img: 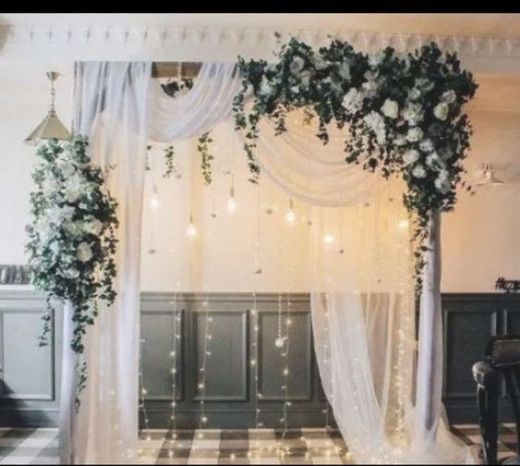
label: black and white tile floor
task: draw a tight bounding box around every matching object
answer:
[0,425,516,464]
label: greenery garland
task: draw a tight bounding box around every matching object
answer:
[233,38,478,291]
[158,77,216,184]
[26,137,118,403]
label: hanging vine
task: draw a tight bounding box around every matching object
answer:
[233,38,477,291]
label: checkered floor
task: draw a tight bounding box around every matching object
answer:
[0,426,516,464]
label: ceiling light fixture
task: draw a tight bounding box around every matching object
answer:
[25,72,71,145]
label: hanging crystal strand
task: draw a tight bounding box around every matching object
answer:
[249,180,263,461]
[196,294,212,438]
[280,293,292,455]
[393,188,415,454]
[167,292,180,458]
[138,335,151,460]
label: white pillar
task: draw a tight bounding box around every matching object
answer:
[413,209,444,447]
[59,301,77,464]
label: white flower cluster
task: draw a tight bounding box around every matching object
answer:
[27,138,117,307]
[340,76,459,193]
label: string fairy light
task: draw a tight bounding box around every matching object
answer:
[138,336,151,446]
[167,292,181,455]
[249,180,263,461]
[196,295,213,437]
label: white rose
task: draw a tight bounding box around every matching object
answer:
[419,139,434,153]
[342,88,364,113]
[426,152,441,167]
[434,170,451,193]
[77,242,93,262]
[64,174,87,203]
[381,99,399,119]
[402,103,424,126]
[258,76,272,97]
[368,52,384,68]
[49,241,61,256]
[48,205,74,225]
[394,136,407,147]
[63,220,84,238]
[338,62,351,80]
[434,102,449,121]
[57,160,76,178]
[362,79,378,97]
[42,176,61,194]
[406,127,424,143]
[442,90,457,104]
[83,218,103,236]
[408,88,421,101]
[300,71,311,88]
[412,165,427,179]
[289,56,305,76]
[363,111,387,144]
[403,149,420,165]
[62,268,80,279]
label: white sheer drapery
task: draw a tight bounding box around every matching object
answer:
[63,62,151,464]
[65,61,473,464]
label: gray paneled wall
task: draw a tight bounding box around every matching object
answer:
[0,290,519,427]
[0,290,62,426]
[442,293,520,423]
[140,293,327,429]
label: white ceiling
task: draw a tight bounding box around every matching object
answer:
[3,13,520,40]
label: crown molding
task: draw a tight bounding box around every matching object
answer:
[1,24,520,73]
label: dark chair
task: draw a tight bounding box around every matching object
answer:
[473,335,520,464]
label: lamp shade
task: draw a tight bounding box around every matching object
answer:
[24,71,71,146]
[24,109,71,146]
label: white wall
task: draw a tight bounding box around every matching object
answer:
[1,61,519,293]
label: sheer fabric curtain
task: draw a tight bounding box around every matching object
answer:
[63,62,151,464]
[66,61,472,464]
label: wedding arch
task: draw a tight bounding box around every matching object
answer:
[26,37,477,464]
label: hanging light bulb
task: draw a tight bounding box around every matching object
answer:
[285,198,296,225]
[227,177,237,214]
[227,189,237,214]
[186,213,197,239]
[323,234,335,245]
[398,219,409,231]
[150,183,159,210]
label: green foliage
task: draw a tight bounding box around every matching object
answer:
[197,132,214,185]
[233,38,478,292]
[26,136,119,403]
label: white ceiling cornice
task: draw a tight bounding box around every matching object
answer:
[1,21,520,74]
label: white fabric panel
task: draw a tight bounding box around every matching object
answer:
[66,61,151,464]
[148,62,242,142]
[65,61,474,464]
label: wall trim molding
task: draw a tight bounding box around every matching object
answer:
[1,23,520,73]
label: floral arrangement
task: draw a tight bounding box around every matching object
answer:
[233,38,478,289]
[26,137,118,399]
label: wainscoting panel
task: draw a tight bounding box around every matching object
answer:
[193,308,248,401]
[258,308,313,401]
[0,290,62,426]
[1,290,519,427]
[442,293,520,424]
